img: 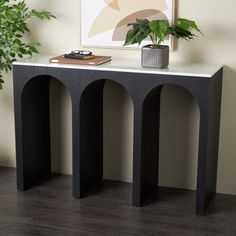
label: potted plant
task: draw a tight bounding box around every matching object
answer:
[124,18,202,69]
[0,0,56,89]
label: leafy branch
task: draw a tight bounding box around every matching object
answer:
[124,18,202,47]
[0,0,56,89]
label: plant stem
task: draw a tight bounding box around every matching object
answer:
[150,33,157,45]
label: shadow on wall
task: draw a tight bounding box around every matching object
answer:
[0,72,16,167]
[159,85,200,190]
[0,154,13,167]
[50,79,72,175]
[103,81,134,182]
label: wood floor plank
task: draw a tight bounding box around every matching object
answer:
[0,167,235,236]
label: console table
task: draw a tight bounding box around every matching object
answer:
[13,55,223,215]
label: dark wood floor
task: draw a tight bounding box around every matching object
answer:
[0,167,236,236]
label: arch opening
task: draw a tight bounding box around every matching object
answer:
[50,79,72,176]
[159,85,200,191]
[79,79,134,200]
[142,84,200,204]
[21,75,72,190]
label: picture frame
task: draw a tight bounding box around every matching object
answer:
[81,0,175,49]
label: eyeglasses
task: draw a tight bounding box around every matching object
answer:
[71,50,92,56]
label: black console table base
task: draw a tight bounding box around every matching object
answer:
[13,58,223,215]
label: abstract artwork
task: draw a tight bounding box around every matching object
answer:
[81,0,174,48]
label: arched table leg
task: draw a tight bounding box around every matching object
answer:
[196,73,222,215]
[133,87,162,206]
[15,76,51,190]
[74,80,105,198]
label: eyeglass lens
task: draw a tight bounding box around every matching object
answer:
[71,50,92,55]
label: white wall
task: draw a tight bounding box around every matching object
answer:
[0,0,236,195]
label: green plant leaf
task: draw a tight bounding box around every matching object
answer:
[169,25,195,40]
[0,78,4,89]
[124,19,151,45]
[176,18,202,34]
[0,0,56,89]
[148,20,169,44]
[123,16,201,48]
[30,9,56,20]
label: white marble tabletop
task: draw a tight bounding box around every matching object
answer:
[13,55,223,78]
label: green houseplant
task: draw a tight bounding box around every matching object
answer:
[124,18,201,69]
[0,0,56,89]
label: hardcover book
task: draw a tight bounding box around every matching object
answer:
[49,55,112,66]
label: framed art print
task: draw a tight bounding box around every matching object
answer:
[81,0,175,48]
